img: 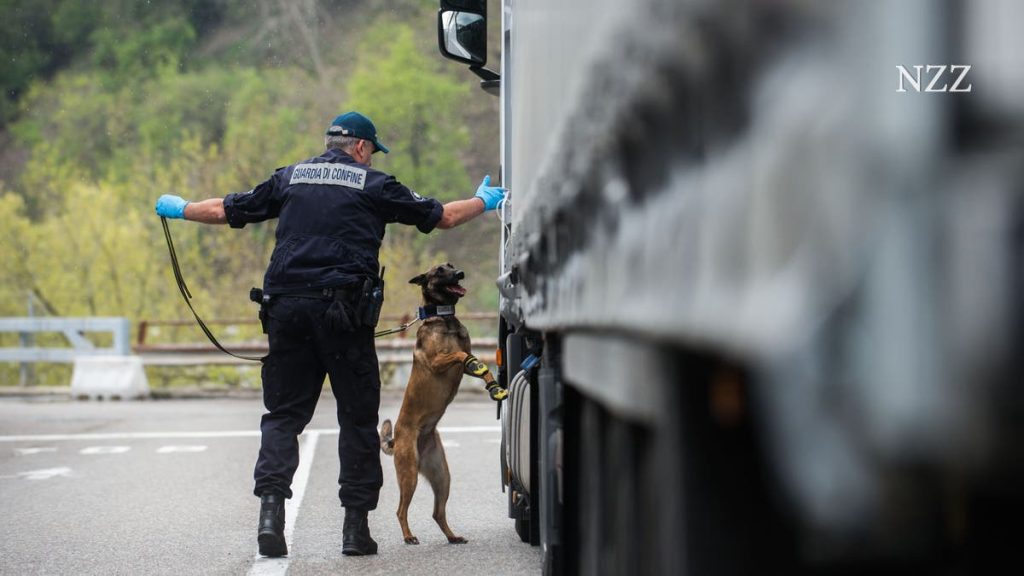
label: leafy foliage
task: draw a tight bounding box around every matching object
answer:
[345,22,470,203]
[0,2,502,386]
[0,0,229,123]
[341,20,474,315]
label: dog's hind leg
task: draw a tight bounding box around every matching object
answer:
[419,430,467,544]
[393,434,420,544]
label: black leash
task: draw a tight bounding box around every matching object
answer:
[161,217,264,362]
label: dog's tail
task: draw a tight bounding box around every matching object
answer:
[379,419,395,456]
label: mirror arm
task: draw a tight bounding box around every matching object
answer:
[470,66,499,82]
[469,66,500,96]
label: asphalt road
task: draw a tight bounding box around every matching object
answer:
[0,390,541,576]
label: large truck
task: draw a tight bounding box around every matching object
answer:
[438,1,1024,574]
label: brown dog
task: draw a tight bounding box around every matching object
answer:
[379,263,501,545]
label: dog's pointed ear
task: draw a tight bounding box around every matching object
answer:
[409,273,428,286]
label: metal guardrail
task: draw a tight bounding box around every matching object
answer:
[0,314,498,367]
[135,338,499,366]
[133,313,500,366]
[134,312,499,348]
[0,317,131,363]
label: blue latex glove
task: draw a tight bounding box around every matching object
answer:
[155,194,189,219]
[474,175,506,211]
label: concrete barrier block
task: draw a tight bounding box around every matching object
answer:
[70,356,150,400]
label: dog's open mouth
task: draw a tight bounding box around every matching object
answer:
[445,283,467,297]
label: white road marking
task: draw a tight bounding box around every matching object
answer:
[442,440,461,448]
[484,438,502,444]
[157,446,208,454]
[15,447,57,455]
[247,554,289,575]
[5,467,74,480]
[0,426,499,443]
[80,446,131,455]
[1,431,262,442]
[247,431,320,576]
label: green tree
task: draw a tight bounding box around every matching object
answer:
[340,21,474,315]
[344,22,470,203]
[91,17,197,81]
[0,0,225,125]
[0,192,36,315]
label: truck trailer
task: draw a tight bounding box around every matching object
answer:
[438,1,1024,574]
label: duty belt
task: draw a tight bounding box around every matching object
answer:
[268,286,359,300]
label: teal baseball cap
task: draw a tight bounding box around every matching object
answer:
[325,111,389,154]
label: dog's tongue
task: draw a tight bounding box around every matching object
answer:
[446,284,467,297]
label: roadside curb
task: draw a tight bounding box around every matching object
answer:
[0,386,73,399]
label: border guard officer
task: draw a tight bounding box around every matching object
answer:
[154,111,505,558]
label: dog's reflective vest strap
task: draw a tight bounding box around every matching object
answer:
[161,217,264,362]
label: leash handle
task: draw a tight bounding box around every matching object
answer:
[161,217,264,362]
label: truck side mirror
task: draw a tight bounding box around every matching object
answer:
[437,0,499,95]
[438,10,487,66]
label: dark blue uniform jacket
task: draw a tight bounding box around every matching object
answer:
[222,148,443,295]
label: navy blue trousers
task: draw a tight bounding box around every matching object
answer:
[253,295,383,510]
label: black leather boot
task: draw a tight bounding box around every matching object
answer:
[258,493,288,557]
[342,508,378,556]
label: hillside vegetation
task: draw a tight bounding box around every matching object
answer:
[0,0,501,385]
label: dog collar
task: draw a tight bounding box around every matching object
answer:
[417,305,456,320]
